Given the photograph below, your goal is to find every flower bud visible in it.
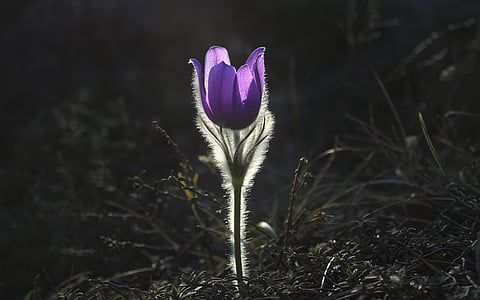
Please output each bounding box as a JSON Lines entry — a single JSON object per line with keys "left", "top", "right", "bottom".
{"left": 190, "top": 46, "right": 265, "bottom": 130}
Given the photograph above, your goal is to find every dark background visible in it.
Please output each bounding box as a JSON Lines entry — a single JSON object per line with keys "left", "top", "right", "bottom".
{"left": 1, "top": 0, "right": 479, "bottom": 298}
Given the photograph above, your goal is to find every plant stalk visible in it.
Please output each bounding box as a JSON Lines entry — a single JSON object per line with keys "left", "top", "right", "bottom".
{"left": 232, "top": 179, "right": 244, "bottom": 283}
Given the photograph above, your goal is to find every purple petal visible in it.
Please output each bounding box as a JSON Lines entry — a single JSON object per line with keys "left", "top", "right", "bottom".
{"left": 245, "top": 47, "right": 265, "bottom": 95}
{"left": 254, "top": 53, "right": 265, "bottom": 93}
{"left": 231, "top": 65, "right": 261, "bottom": 129}
{"left": 245, "top": 47, "right": 265, "bottom": 69}
{"left": 204, "top": 46, "right": 231, "bottom": 93}
{"left": 234, "top": 65, "right": 257, "bottom": 103}
{"left": 207, "top": 62, "right": 236, "bottom": 124}
{"left": 189, "top": 58, "right": 214, "bottom": 120}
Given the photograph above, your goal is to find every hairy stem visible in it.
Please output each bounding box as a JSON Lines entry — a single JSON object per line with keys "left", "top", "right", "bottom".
{"left": 232, "top": 178, "right": 244, "bottom": 283}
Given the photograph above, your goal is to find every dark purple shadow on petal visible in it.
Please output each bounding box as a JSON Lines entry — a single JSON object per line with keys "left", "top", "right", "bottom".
{"left": 241, "top": 75, "right": 262, "bottom": 127}
{"left": 231, "top": 65, "right": 261, "bottom": 129}
{"left": 189, "top": 58, "right": 214, "bottom": 121}
{"left": 207, "top": 62, "right": 236, "bottom": 126}
{"left": 204, "top": 46, "right": 231, "bottom": 93}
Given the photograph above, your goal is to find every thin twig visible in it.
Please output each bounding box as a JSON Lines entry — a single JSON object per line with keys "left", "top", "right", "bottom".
{"left": 152, "top": 121, "right": 193, "bottom": 177}
{"left": 284, "top": 157, "right": 308, "bottom": 250}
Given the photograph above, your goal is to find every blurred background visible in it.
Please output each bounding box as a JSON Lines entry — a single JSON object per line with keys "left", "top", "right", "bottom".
{"left": 1, "top": 0, "right": 479, "bottom": 298}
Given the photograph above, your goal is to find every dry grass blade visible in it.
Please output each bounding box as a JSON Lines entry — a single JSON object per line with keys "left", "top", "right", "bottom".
{"left": 418, "top": 112, "right": 453, "bottom": 183}
{"left": 368, "top": 64, "right": 407, "bottom": 146}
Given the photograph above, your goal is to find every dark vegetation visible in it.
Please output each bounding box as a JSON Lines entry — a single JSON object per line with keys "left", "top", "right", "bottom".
{"left": 1, "top": 0, "right": 480, "bottom": 299}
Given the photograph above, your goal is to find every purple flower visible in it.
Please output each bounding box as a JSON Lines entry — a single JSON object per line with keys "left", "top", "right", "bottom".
{"left": 190, "top": 46, "right": 265, "bottom": 130}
